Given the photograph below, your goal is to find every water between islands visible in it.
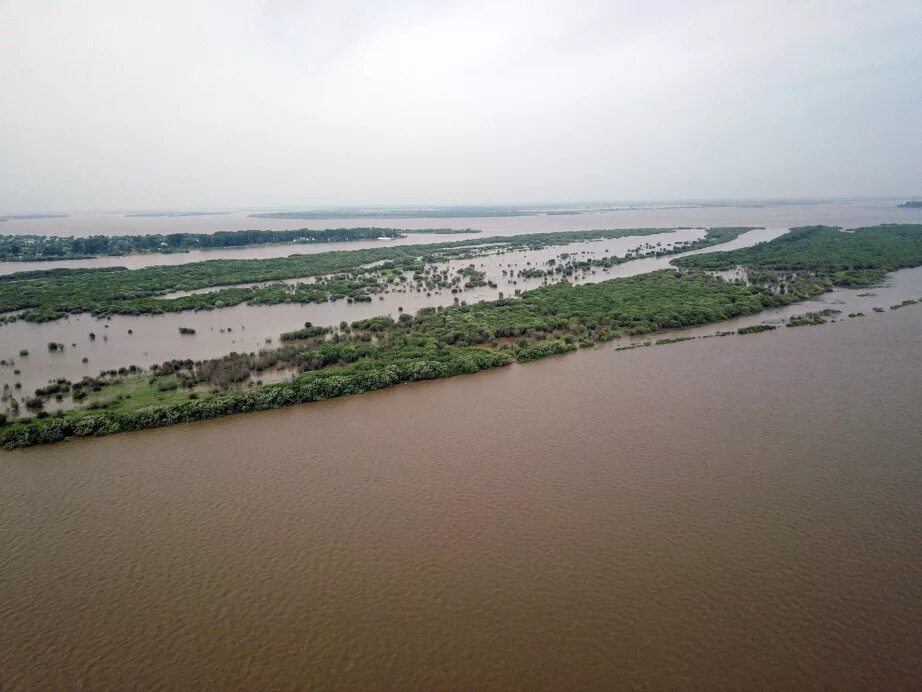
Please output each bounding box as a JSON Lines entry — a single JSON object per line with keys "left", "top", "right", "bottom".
{"left": 1, "top": 300, "right": 920, "bottom": 688}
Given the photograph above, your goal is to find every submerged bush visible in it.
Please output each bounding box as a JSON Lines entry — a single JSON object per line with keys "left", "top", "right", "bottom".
{"left": 737, "top": 324, "right": 777, "bottom": 334}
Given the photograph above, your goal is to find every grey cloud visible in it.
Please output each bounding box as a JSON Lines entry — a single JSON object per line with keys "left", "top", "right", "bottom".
{"left": 0, "top": 0, "right": 919, "bottom": 211}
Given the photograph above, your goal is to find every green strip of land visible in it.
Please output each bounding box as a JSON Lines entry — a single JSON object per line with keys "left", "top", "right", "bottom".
{"left": 0, "top": 227, "right": 755, "bottom": 322}
{"left": 0, "top": 267, "right": 816, "bottom": 448}
{"left": 0, "top": 227, "right": 479, "bottom": 262}
{"left": 673, "top": 224, "right": 922, "bottom": 285}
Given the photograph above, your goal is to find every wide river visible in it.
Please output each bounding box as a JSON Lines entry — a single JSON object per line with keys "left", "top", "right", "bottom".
{"left": 1, "top": 301, "right": 920, "bottom": 688}
{"left": 1, "top": 202, "right": 921, "bottom": 688}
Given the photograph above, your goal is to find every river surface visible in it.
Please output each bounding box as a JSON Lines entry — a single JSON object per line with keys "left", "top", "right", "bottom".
{"left": 1, "top": 300, "right": 920, "bottom": 688}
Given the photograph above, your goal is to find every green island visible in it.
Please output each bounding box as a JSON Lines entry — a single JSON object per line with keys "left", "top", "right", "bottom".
{"left": 0, "top": 227, "right": 481, "bottom": 262}
{"left": 3, "top": 224, "right": 921, "bottom": 448}
{"left": 0, "top": 227, "right": 755, "bottom": 322}
{"left": 889, "top": 298, "right": 919, "bottom": 310}
{"left": 737, "top": 324, "right": 777, "bottom": 334}
{"left": 786, "top": 308, "right": 841, "bottom": 327}
{"left": 673, "top": 224, "right": 922, "bottom": 286}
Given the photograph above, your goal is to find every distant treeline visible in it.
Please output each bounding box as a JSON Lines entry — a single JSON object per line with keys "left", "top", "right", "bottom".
{"left": 0, "top": 214, "right": 68, "bottom": 222}
{"left": 898, "top": 201, "right": 922, "bottom": 208}
{"left": 0, "top": 227, "right": 424, "bottom": 261}
{"left": 0, "top": 268, "right": 824, "bottom": 449}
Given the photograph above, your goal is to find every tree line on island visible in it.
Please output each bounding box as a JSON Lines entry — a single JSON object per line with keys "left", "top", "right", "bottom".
{"left": 0, "top": 227, "right": 481, "bottom": 262}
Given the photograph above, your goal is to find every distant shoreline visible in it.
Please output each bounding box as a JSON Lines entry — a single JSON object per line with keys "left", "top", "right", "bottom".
{"left": 0, "top": 227, "right": 479, "bottom": 262}
{"left": 0, "top": 214, "right": 69, "bottom": 222}
{"left": 124, "top": 212, "right": 231, "bottom": 218}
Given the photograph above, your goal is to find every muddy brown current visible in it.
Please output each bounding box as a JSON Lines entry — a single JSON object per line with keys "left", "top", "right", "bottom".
{"left": 1, "top": 301, "right": 921, "bottom": 688}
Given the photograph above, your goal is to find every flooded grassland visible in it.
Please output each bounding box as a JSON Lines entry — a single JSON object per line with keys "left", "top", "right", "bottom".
{"left": 3, "top": 223, "right": 922, "bottom": 437}
{"left": 1, "top": 228, "right": 776, "bottom": 399}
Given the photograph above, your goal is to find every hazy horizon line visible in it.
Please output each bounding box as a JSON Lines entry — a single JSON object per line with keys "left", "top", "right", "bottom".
{"left": 4, "top": 194, "right": 920, "bottom": 217}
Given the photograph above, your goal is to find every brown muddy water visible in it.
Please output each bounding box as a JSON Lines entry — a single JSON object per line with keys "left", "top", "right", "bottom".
{"left": 1, "top": 303, "right": 920, "bottom": 689}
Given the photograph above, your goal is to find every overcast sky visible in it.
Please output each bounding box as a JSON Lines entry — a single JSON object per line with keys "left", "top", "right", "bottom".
{"left": 1, "top": 0, "right": 919, "bottom": 212}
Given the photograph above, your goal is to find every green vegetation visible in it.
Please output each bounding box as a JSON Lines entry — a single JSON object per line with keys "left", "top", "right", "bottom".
{"left": 786, "top": 309, "right": 841, "bottom": 327}
{"left": 8, "top": 224, "right": 920, "bottom": 448}
{"left": 280, "top": 324, "right": 330, "bottom": 341}
{"left": 737, "top": 324, "right": 777, "bottom": 334}
{"left": 658, "top": 225, "right": 758, "bottom": 252}
{"left": 2, "top": 226, "right": 760, "bottom": 322}
{"left": 514, "top": 227, "right": 760, "bottom": 278}
{"left": 614, "top": 341, "right": 652, "bottom": 351}
{"left": 0, "top": 227, "right": 689, "bottom": 321}
{"left": 0, "top": 226, "right": 486, "bottom": 262}
{"left": 0, "top": 227, "right": 432, "bottom": 261}
{"left": 673, "top": 224, "right": 922, "bottom": 287}
{"left": 0, "top": 268, "right": 826, "bottom": 448}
